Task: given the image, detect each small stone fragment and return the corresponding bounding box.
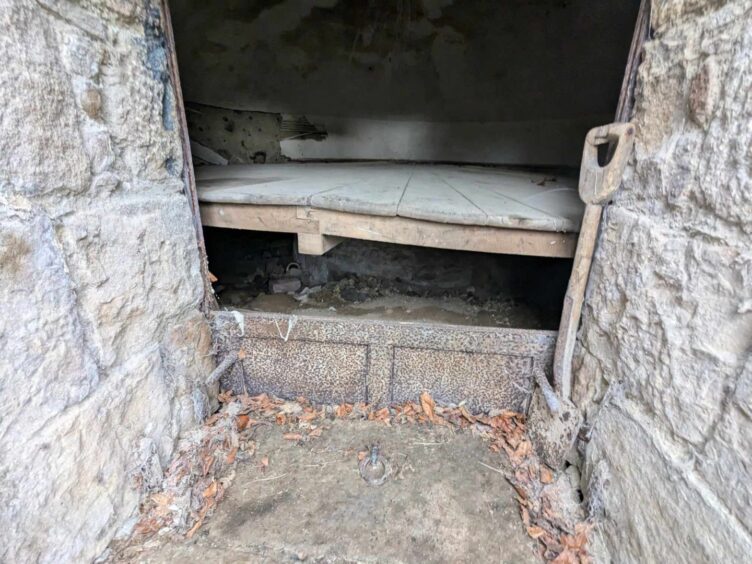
[80,88,102,118]
[269,277,302,294]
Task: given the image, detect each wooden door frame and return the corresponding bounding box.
[161,0,217,312]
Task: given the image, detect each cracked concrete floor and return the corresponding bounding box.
[117,419,540,563]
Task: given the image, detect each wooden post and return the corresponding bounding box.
[551,0,650,399]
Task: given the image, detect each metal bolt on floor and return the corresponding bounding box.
[359,444,391,486]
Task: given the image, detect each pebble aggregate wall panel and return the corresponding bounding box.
[214,311,556,412]
[392,347,534,412]
[242,338,368,404]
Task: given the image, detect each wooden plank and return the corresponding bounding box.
[307,208,576,258]
[200,202,577,257]
[161,0,216,311]
[614,0,651,123]
[396,168,489,226]
[196,162,586,231]
[200,203,319,234]
[309,164,410,217]
[297,233,345,255]
[552,0,650,398]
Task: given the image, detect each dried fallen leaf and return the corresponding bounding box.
[201,453,215,476]
[185,511,206,539]
[527,525,547,539]
[335,403,352,418]
[261,455,269,470]
[225,447,238,465]
[237,349,247,360]
[540,466,554,484]
[459,405,476,423]
[357,450,368,461]
[419,391,436,422]
[202,480,218,499]
[208,271,219,283]
[308,428,323,438]
[520,505,531,527]
[150,492,172,506]
[134,518,161,536]
[283,432,303,441]
[236,414,250,431]
[300,410,318,422]
[369,407,391,425]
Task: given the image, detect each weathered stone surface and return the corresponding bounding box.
[0,205,99,448]
[575,1,752,561]
[0,1,212,562]
[55,196,203,369]
[583,405,752,562]
[527,389,582,470]
[0,3,90,196]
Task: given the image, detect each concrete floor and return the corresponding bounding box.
[118,420,540,563]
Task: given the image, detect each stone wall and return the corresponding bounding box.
[0,1,214,562]
[575,0,752,561]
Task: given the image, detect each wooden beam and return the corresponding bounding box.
[160,0,217,311]
[200,203,319,234]
[554,0,651,398]
[200,202,577,258]
[297,233,345,255]
[309,209,577,258]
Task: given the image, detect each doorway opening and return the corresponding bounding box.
[169,0,639,323]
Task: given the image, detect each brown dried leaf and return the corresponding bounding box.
[527,525,547,539]
[357,450,368,461]
[202,480,218,498]
[300,410,318,422]
[261,455,269,469]
[520,505,531,527]
[225,447,238,465]
[308,428,323,438]
[237,349,247,360]
[283,432,303,441]
[459,405,475,423]
[150,492,172,507]
[540,466,555,484]
[134,518,161,536]
[276,413,288,426]
[335,403,352,418]
[205,413,221,426]
[370,407,391,425]
[419,391,436,422]
[236,414,250,431]
[185,518,203,539]
[201,454,215,476]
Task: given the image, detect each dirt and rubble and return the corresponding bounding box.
[107,393,592,563]
[217,274,553,330]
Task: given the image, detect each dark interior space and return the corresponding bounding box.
[172,0,640,328]
[205,227,571,329]
[172,0,640,167]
